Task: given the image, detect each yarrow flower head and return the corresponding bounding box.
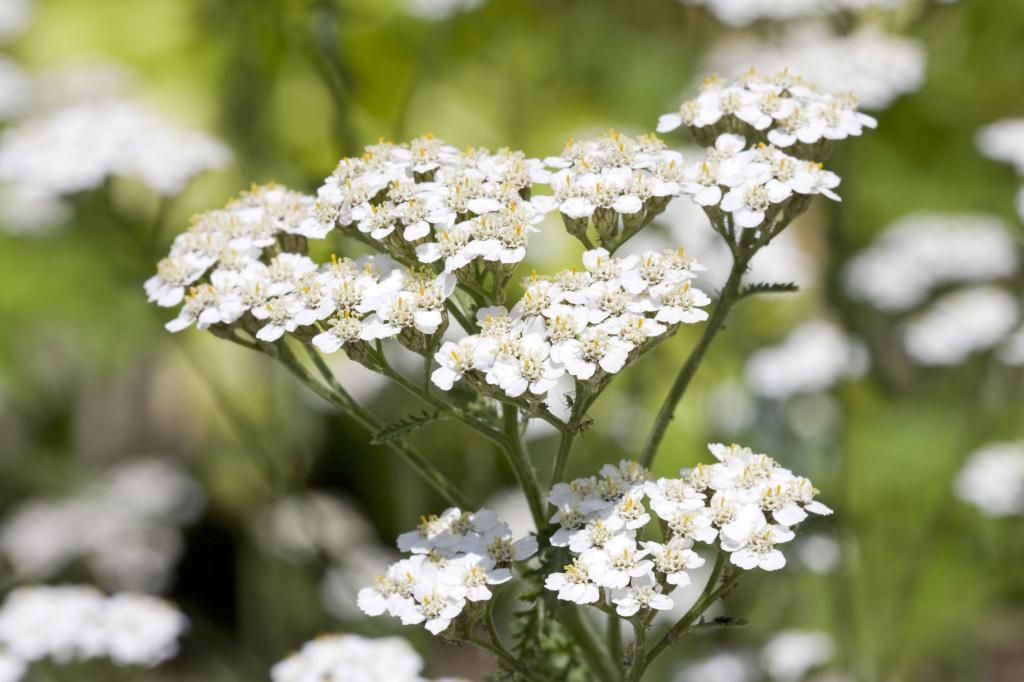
[0,586,187,670]
[658,69,876,163]
[270,633,466,682]
[429,246,708,401]
[544,445,830,615]
[357,507,534,635]
[313,136,553,281]
[545,129,684,247]
[146,182,458,356]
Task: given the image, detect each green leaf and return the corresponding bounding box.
[369,410,445,444]
[739,281,799,298]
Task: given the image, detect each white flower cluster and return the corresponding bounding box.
[145,183,457,351]
[977,118,1024,223]
[760,630,835,682]
[705,25,926,110]
[0,57,29,120]
[0,586,187,673]
[680,0,899,28]
[0,0,31,43]
[0,100,229,198]
[954,442,1024,518]
[314,135,553,276]
[356,507,536,635]
[545,449,831,613]
[676,133,841,230]
[405,0,484,22]
[545,130,684,246]
[431,246,709,400]
[658,70,877,161]
[843,213,1019,313]
[745,320,868,400]
[271,634,467,682]
[901,286,1019,367]
[0,458,204,593]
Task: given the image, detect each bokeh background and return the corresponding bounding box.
[1,0,1023,680]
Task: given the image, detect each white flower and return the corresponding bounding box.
[430,337,492,390]
[487,334,565,397]
[977,118,1024,175]
[397,572,466,635]
[0,101,229,197]
[954,442,1024,517]
[0,586,186,668]
[545,557,601,605]
[745,320,868,400]
[719,506,795,571]
[901,286,1019,366]
[99,593,188,667]
[443,554,512,602]
[270,634,425,682]
[653,281,710,325]
[843,213,1018,313]
[610,573,674,618]
[761,630,834,682]
[642,536,705,586]
[720,178,791,228]
[0,649,24,682]
[582,535,653,589]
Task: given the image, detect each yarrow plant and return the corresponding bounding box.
[147,69,871,679]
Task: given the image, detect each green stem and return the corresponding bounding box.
[558,604,619,682]
[501,404,547,533]
[466,635,534,679]
[549,383,588,486]
[626,617,648,682]
[607,608,623,674]
[638,256,746,469]
[273,342,472,508]
[642,554,738,672]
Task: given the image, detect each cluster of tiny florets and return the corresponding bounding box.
[678,133,841,230]
[314,135,554,277]
[0,585,188,670]
[356,507,536,635]
[431,246,709,400]
[659,69,876,162]
[544,129,685,246]
[545,446,830,613]
[145,182,456,352]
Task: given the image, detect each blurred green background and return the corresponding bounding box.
[1,0,1022,680]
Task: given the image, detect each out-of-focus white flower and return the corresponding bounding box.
[0,0,31,42]
[901,286,1019,366]
[954,442,1024,517]
[255,492,375,563]
[0,649,25,682]
[0,457,204,593]
[0,182,69,234]
[761,630,834,682]
[0,57,29,119]
[675,651,752,682]
[27,59,131,113]
[796,533,840,574]
[745,320,868,400]
[405,0,484,22]
[271,634,424,682]
[977,118,1024,175]
[0,586,186,668]
[705,25,925,110]
[843,213,1018,313]
[0,100,229,198]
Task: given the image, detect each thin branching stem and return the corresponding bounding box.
[501,404,547,533]
[641,553,741,673]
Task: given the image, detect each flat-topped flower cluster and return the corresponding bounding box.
[659,70,876,162]
[356,508,536,634]
[0,585,187,671]
[146,183,457,352]
[544,130,685,247]
[315,135,553,276]
[545,445,830,613]
[270,633,467,682]
[431,246,710,400]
